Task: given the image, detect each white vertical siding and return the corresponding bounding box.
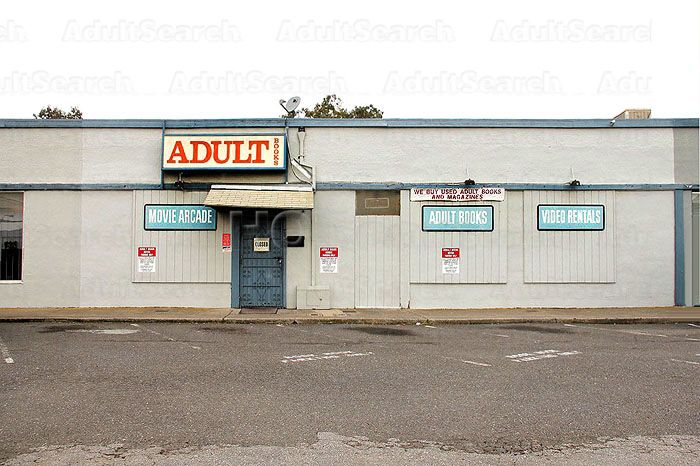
[523,190,615,283]
[354,216,401,308]
[132,190,231,283]
[399,190,411,307]
[691,193,699,306]
[409,198,508,284]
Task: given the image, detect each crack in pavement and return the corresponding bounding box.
[5,434,699,465]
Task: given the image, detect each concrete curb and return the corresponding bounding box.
[1,316,698,325]
[1,306,698,325]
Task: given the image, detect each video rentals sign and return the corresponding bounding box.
[162,133,286,170]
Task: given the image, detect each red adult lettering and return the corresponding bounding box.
[190,141,212,163]
[227,140,247,163]
[211,141,228,163]
[248,140,269,163]
[167,141,188,164]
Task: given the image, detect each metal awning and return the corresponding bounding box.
[204,184,314,209]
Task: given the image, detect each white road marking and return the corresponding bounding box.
[687,323,700,328]
[423,325,437,329]
[443,356,492,367]
[66,329,139,335]
[506,349,581,363]
[484,333,510,338]
[671,359,700,366]
[686,338,700,342]
[461,360,492,367]
[579,326,668,338]
[281,351,373,364]
[563,324,577,327]
[131,323,175,341]
[130,323,200,350]
[625,330,668,337]
[0,336,14,364]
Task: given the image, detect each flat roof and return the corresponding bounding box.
[0,118,697,129]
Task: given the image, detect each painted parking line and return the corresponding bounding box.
[131,323,174,341]
[688,323,700,329]
[671,359,699,366]
[0,335,15,364]
[443,356,492,367]
[461,360,492,367]
[130,323,201,350]
[565,324,667,338]
[624,331,668,337]
[66,329,139,335]
[506,349,581,363]
[281,350,374,364]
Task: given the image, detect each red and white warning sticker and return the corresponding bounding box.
[320,247,339,273]
[441,248,460,274]
[137,247,156,272]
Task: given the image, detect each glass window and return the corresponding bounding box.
[0,193,23,280]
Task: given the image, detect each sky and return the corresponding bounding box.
[1,0,698,119]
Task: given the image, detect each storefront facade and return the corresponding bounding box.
[1,118,698,308]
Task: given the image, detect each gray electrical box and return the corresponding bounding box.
[296,286,331,310]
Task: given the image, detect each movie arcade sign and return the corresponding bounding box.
[410,187,505,202]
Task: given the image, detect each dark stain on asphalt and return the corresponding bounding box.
[497,325,573,334]
[345,326,417,336]
[198,326,251,334]
[287,340,434,346]
[37,324,94,333]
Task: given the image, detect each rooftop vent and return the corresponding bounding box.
[613,108,651,120]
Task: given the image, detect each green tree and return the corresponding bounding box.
[33,105,83,119]
[296,95,383,118]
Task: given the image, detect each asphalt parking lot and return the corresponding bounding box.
[0,322,698,464]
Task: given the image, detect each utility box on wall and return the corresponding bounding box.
[296,286,331,310]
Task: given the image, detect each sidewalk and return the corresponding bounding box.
[0,306,698,324]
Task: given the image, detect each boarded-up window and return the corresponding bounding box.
[523,190,615,283]
[132,190,231,283]
[409,198,508,284]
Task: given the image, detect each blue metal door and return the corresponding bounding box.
[238,211,285,308]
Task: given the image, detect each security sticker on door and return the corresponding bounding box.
[253,237,270,252]
[320,247,339,274]
[137,247,156,273]
[441,248,460,274]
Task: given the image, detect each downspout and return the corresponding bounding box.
[284,117,289,184]
[295,127,317,286]
[160,120,165,189]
